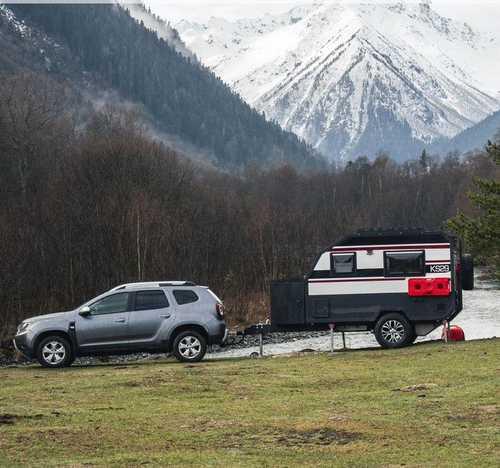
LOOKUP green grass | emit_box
[1,339,499,467]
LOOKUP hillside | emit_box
[1,339,498,465]
[177,2,500,162]
[431,110,500,155]
[125,3,194,59]
[0,4,320,170]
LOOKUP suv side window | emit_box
[173,290,199,305]
[90,293,130,315]
[134,290,169,311]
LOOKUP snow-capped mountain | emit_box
[177,1,500,162]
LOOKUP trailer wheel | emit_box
[461,254,474,290]
[374,314,414,349]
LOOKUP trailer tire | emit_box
[461,254,474,290]
[374,313,414,349]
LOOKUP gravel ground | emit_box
[0,332,330,367]
[2,273,498,367]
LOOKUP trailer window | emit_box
[331,253,355,274]
[384,251,425,277]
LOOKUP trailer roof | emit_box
[335,229,452,247]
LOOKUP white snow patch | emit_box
[0,4,29,36]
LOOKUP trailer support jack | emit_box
[442,320,450,343]
[329,323,335,353]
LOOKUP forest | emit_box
[4,4,318,170]
[0,73,497,340]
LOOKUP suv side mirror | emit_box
[79,306,91,317]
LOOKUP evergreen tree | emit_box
[448,141,500,279]
[419,149,429,171]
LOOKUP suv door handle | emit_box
[159,314,171,319]
[114,318,126,323]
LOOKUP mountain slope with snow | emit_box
[177,2,500,162]
[0,4,320,170]
[124,3,194,59]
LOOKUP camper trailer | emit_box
[270,229,474,348]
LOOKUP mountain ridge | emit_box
[430,110,500,155]
[177,1,500,162]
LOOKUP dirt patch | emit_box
[472,405,499,421]
[121,381,141,387]
[476,405,498,415]
[0,414,16,425]
[120,376,171,388]
[328,414,350,423]
[0,413,44,425]
[221,427,360,448]
[275,427,360,446]
[394,383,438,392]
[447,413,479,423]
[447,405,498,423]
[90,406,124,412]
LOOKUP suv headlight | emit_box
[16,322,31,334]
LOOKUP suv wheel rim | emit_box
[381,320,405,344]
[178,336,201,359]
[42,341,66,365]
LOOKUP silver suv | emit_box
[13,281,227,368]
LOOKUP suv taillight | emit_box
[216,303,224,319]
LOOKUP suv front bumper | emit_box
[13,334,34,359]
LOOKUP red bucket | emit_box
[446,325,465,341]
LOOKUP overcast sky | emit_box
[144,1,499,31]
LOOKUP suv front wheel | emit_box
[173,331,207,363]
[36,335,73,368]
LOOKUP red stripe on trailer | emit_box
[426,260,451,264]
[331,243,450,252]
[309,278,406,283]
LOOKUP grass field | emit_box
[1,339,499,467]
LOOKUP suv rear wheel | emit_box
[36,335,73,368]
[374,313,414,349]
[173,331,207,363]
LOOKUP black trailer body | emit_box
[270,229,473,348]
[270,280,305,328]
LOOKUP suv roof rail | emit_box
[159,281,197,287]
[111,281,196,291]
